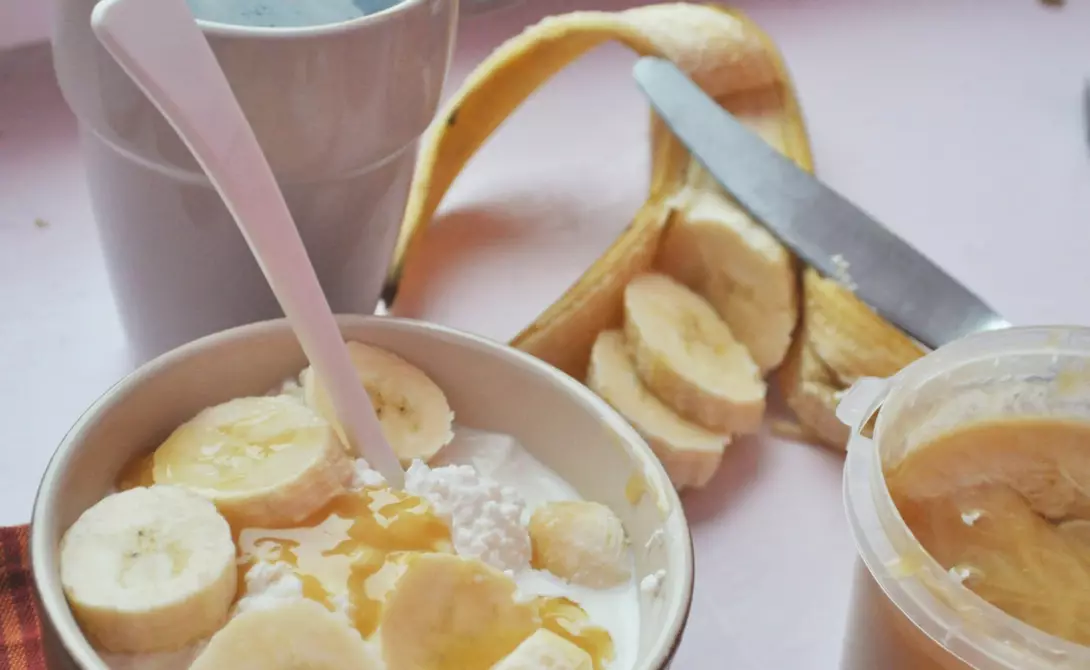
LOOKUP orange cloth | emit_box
[0,526,45,669]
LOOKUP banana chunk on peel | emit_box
[301,341,455,465]
[777,270,925,450]
[492,629,594,670]
[153,395,352,528]
[657,182,797,374]
[189,600,380,670]
[380,553,536,670]
[587,330,728,490]
[625,273,765,434]
[59,486,236,654]
[387,4,782,380]
[529,501,631,588]
[387,0,921,448]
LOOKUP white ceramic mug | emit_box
[50,0,458,363]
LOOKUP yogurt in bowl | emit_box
[31,316,693,669]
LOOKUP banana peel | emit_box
[387,2,925,451]
[387,4,779,379]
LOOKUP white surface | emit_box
[2,0,1090,668]
[0,0,51,50]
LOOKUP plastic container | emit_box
[838,325,1090,670]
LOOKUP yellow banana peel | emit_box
[388,2,925,451]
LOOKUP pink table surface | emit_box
[2,1,1089,667]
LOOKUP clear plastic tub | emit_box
[838,325,1090,670]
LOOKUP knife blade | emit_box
[632,56,1010,350]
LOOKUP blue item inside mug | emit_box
[185,0,407,27]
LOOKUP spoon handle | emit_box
[90,0,405,487]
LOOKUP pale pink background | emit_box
[1,1,1089,667]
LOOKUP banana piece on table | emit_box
[380,553,536,670]
[587,330,728,490]
[302,341,455,465]
[189,600,380,670]
[59,485,236,654]
[657,180,797,374]
[778,269,925,449]
[152,395,352,527]
[624,272,765,434]
[529,501,631,588]
[492,629,594,670]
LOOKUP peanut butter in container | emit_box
[839,326,1090,670]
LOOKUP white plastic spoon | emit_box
[90,0,405,488]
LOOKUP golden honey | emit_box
[115,451,618,668]
[236,486,451,638]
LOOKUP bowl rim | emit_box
[30,314,695,669]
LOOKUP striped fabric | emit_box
[0,526,45,670]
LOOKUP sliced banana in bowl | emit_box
[493,629,595,670]
[58,485,237,654]
[379,553,537,670]
[301,341,456,465]
[152,395,352,528]
[529,500,632,589]
[189,599,382,669]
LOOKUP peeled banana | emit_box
[59,486,237,654]
[777,269,924,449]
[656,181,797,374]
[625,273,765,435]
[152,395,352,528]
[387,3,782,380]
[587,329,728,490]
[386,2,925,452]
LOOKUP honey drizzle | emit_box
[116,452,155,491]
[237,486,451,639]
[532,597,615,670]
[114,451,619,667]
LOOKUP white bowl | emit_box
[31,315,694,669]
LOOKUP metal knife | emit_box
[632,56,1010,350]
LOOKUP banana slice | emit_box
[189,599,380,670]
[778,269,924,449]
[529,501,631,589]
[492,629,594,670]
[777,333,851,448]
[656,184,797,373]
[302,341,455,465]
[624,272,765,434]
[380,553,536,670]
[59,485,236,654]
[1059,520,1090,548]
[587,330,728,490]
[152,395,352,528]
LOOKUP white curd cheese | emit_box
[404,459,531,574]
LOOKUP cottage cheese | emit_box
[404,459,531,574]
[233,561,306,616]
